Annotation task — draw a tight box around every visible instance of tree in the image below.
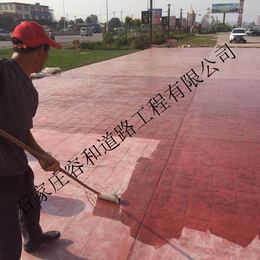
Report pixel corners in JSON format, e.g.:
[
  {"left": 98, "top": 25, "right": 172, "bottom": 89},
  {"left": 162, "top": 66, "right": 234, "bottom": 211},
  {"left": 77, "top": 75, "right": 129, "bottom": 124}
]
[
  {"left": 90, "top": 14, "right": 98, "bottom": 24},
  {"left": 75, "top": 18, "right": 84, "bottom": 24},
  {"left": 68, "top": 20, "right": 75, "bottom": 25},
  {"left": 108, "top": 17, "right": 121, "bottom": 31},
  {"left": 124, "top": 16, "right": 133, "bottom": 39},
  {"left": 133, "top": 18, "right": 141, "bottom": 36},
  {"left": 124, "top": 16, "right": 133, "bottom": 28},
  {"left": 59, "top": 18, "right": 66, "bottom": 28},
  {"left": 213, "top": 22, "right": 231, "bottom": 32},
  {"left": 37, "top": 19, "right": 53, "bottom": 27},
  {"left": 86, "top": 17, "right": 92, "bottom": 24},
  {"left": 0, "top": 14, "right": 16, "bottom": 31}
]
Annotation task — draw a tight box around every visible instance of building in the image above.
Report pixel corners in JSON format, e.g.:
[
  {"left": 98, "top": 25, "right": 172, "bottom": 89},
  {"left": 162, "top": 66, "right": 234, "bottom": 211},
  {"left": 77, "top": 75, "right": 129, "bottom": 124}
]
[
  {"left": 0, "top": 2, "right": 52, "bottom": 21},
  {"left": 256, "top": 15, "right": 260, "bottom": 26}
]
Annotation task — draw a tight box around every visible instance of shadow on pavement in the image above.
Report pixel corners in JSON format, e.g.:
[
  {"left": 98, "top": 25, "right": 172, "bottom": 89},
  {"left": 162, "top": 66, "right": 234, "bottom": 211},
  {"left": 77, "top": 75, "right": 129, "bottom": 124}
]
[
  {"left": 41, "top": 195, "right": 86, "bottom": 217},
  {"left": 29, "top": 239, "right": 91, "bottom": 260}
]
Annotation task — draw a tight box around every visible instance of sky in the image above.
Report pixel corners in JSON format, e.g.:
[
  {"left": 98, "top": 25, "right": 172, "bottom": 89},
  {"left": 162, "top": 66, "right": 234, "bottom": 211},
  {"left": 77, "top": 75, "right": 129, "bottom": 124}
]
[{"left": 2, "top": 0, "right": 260, "bottom": 24}]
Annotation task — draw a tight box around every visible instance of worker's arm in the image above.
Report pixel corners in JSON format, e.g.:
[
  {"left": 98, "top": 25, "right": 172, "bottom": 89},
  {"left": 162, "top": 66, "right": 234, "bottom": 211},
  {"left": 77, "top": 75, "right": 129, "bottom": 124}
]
[{"left": 25, "top": 131, "right": 60, "bottom": 172}]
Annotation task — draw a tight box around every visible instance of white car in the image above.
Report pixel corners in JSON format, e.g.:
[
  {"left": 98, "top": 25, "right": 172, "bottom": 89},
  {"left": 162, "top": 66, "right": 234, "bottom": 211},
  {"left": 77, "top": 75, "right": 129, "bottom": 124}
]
[
  {"left": 0, "top": 29, "right": 11, "bottom": 40},
  {"left": 230, "top": 28, "right": 247, "bottom": 43},
  {"left": 80, "top": 27, "right": 92, "bottom": 36}
]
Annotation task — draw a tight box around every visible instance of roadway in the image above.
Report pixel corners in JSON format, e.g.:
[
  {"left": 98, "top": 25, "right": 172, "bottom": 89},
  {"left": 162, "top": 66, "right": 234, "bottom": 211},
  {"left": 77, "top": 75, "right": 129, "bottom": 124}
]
[
  {"left": 216, "top": 32, "right": 260, "bottom": 47},
  {"left": 0, "top": 33, "right": 103, "bottom": 49},
  {"left": 1, "top": 32, "right": 260, "bottom": 49}
]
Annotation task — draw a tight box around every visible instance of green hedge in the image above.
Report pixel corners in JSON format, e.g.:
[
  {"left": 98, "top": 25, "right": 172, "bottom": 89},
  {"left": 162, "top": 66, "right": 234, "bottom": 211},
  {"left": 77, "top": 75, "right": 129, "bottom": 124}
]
[{"left": 80, "top": 35, "right": 150, "bottom": 50}]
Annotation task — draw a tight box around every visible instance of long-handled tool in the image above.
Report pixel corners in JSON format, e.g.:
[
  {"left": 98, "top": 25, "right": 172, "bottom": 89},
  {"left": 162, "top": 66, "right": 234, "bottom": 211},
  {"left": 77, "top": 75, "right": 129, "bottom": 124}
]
[{"left": 0, "top": 129, "right": 121, "bottom": 204}]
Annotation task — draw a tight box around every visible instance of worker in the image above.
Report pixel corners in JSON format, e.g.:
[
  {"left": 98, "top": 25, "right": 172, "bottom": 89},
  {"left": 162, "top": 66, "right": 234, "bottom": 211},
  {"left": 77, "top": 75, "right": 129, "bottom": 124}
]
[{"left": 0, "top": 21, "right": 62, "bottom": 259}]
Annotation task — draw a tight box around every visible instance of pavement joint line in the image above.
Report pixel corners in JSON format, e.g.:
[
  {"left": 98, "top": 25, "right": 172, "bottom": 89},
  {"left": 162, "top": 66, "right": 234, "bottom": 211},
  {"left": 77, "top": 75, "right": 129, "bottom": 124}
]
[
  {"left": 125, "top": 208, "right": 195, "bottom": 260},
  {"left": 127, "top": 45, "right": 237, "bottom": 258},
  {"left": 126, "top": 52, "right": 208, "bottom": 260}
]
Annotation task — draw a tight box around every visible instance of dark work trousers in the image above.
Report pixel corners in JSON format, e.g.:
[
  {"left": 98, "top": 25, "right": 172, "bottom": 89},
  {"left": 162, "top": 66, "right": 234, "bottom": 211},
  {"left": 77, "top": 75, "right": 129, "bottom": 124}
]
[{"left": 0, "top": 167, "right": 44, "bottom": 260}]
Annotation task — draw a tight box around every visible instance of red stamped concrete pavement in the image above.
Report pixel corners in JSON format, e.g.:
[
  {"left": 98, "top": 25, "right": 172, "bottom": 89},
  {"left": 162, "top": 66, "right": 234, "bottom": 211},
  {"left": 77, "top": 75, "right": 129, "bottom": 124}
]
[{"left": 20, "top": 46, "right": 260, "bottom": 260}]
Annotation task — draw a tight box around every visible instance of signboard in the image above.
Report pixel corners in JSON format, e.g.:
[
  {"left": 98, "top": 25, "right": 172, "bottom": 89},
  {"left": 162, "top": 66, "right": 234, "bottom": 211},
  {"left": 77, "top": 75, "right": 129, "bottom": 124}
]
[
  {"left": 152, "top": 10, "right": 161, "bottom": 24},
  {"left": 31, "top": 11, "right": 50, "bottom": 16},
  {"left": 73, "top": 39, "right": 80, "bottom": 51},
  {"left": 142, "top": 11, "right": 149, "bottom": 24},
  {"left": 170, "top": 16, "right": 176, "bottom": 26},
  {"left": 162, "top": 17, "right": 168, "bottom": 26},
  {"left": 182, "top": 18, "right": 187, "bottom": 27},
  {"left": 212, "top": 3, "right": 239, "bottom": 13}
]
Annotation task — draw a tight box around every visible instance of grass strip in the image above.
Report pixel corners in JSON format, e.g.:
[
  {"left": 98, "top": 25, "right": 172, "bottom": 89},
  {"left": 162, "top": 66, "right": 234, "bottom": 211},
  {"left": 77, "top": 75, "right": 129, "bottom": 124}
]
[
  {"left": 166, "top": 35, "right": 218, "bottom": 47},
  {"left": 0, "top": 48, "right": 137, "bottom": 71}
]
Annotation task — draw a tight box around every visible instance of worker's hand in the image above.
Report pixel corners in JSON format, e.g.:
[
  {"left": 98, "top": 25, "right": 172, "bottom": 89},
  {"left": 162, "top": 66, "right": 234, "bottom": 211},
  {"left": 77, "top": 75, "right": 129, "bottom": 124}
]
[{"left": 38, "top": 152, "right": 60, "bottom": 172}]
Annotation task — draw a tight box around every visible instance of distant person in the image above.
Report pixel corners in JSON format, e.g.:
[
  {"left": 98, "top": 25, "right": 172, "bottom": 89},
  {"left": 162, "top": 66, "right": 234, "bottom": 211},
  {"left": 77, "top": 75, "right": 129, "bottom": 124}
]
[
  {"left": 49, "top": 29, "right": 55, "bottom": 41},
  {"left": 0, "top": 21, "right": 62, "bottom": 260}
]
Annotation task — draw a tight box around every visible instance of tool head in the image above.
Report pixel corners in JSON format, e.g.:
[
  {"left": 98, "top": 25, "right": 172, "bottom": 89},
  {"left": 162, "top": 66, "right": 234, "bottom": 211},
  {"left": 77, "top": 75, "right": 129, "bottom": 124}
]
[{"left": 97, "top": 193, "right": 121, "bottom": 204}]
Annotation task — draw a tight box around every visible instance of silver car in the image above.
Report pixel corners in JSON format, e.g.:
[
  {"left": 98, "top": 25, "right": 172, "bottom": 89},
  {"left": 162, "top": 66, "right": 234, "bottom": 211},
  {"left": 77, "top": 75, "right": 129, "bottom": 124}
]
[
  {"left": 80, "top": 27, "right": 92, "bottom": 37},
  {"left": 0, "top": 29, "right": 11, "bottom": 40}
]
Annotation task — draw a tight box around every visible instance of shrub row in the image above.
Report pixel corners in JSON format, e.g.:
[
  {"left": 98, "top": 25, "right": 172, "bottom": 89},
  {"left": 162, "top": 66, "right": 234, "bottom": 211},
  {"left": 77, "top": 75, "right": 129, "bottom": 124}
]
[
  {"left": 80, "top": 32, "right": 190, "bottom": 50},
  {"left": 80, "top": 34, "right": 150, "bottom": 50}
]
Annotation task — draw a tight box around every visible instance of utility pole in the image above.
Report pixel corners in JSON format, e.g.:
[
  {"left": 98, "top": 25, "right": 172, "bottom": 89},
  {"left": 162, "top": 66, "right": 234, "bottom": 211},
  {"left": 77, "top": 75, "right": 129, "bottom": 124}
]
[
  {"left": 150, "top": 0, "right": 152, "bottom": 45},
  {"left": 180, "top": 8, "right": 183, "bottom": 34},
  {"left": 100, "top": 4, "right": 105, "bottom": 24},
  {"left": 113, "top": 11, "right": 115, "bottom": 17},
  {"left": 207, "top": 7, "right": 210, "bottom": 27},
  {"left": 63, "top": 0, "right": 66, "bottom": 29},
  {"left": 167, "top": 4, "right": 170, "bottom": 38}
]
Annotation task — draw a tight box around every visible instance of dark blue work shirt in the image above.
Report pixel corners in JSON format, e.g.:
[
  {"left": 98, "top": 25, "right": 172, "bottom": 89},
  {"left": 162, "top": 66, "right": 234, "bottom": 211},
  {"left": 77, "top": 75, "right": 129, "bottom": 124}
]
[{"left": 0, "top": 58, "right": 38, "bottom": 176}]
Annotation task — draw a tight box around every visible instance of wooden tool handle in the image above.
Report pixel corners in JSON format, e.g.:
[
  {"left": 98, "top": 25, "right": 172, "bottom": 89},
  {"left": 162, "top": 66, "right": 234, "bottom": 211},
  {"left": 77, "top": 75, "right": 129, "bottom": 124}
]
[{"left": 0, "top": 129, "right": 101, "bottom": 196}]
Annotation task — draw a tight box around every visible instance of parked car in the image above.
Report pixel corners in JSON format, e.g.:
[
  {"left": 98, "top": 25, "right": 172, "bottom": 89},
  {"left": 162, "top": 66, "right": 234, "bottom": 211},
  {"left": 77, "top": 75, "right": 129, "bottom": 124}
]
[
  {"left": 229, "top": 28, "right": 247, "bottom": 43},
  {"left": 0, "top": 29, "right": 11, "bottom": 40},
  {"left": 251, "top": 30, "right": 260, "bottom": 36},
  {"left": 246, "top": 28, "right": 255, "bottom": 35},
  {"left": 205, "top": 29, "right": 216, "bottom": 34},
  {"left": 80, "top": 27, "right": 92, "bottom": 36}
]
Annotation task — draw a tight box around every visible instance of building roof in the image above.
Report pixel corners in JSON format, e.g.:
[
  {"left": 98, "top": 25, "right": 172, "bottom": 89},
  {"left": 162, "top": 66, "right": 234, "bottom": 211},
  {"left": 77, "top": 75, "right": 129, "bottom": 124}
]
[{"left": 0, "top": 2, "right": 48, "bottom": 8}]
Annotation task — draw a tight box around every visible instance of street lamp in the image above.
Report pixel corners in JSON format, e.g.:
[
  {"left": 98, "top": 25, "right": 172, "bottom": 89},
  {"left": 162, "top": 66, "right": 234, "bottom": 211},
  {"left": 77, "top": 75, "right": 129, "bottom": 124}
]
[
  {"left": 120, "top": 8, "right": 126, "bottom": 28},
  {"left": 63, "top": 0, "right": 66, "bottom": 29},
  {"left": 171, "top": 5, "right": 175, "bottom": 16},
  {"left": 150, "top": 0, "right": 152, "bottom": 45},
  {"left": 180, "top": 8, "right": 183, "bottom": 34},
  {"left": 100, "top": 4, "right": 105, "bottom": 23},
  {"left": 167, "top": 4, "right": 171, "bottom": 38}
]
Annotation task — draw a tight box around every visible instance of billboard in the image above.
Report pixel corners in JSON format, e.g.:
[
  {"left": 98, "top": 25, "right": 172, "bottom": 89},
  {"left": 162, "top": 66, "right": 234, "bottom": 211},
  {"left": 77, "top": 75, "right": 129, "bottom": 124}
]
[
  {"left": 141, "top": 11, "right": 149, "bottom": 24},
  {"left": 170, "top": 16, "right": 176, "bottom": 26},
  {"left": 212, "top": 3, "right": 239, "bottom": 13},
  {"left": 152, "top": 10, "right": 161, "bottom": 24},
  {"left": 148, "top": 9, "right": 162, "bottom": 25},
  {"left": 162, "top": 17, "right": 168, "bottom": 26},
  {"left": 182, "top": 18, "right": 187, "bottom": 28}
]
